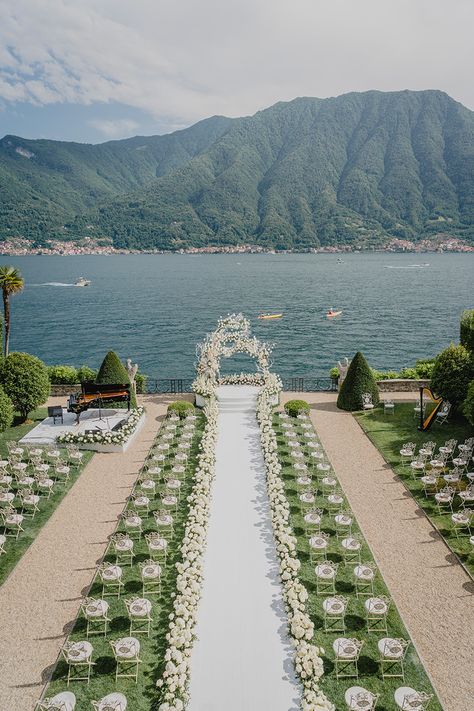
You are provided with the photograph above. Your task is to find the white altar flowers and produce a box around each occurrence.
[192,313,275,397]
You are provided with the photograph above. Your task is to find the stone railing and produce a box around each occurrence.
[50,383,80,396]
[376,379,430,392]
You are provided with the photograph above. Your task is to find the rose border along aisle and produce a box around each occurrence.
[156,395,218,711]
[256,380,335,711]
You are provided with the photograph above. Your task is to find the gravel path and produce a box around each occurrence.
[281,392,474,711]
[188,386,300,711]
[0,395,168,711]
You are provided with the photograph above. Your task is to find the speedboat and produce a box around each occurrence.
[326,308,342,318]
[75,277,91,287]
[258,313,283,320]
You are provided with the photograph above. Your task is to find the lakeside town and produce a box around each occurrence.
[0,234,473,256]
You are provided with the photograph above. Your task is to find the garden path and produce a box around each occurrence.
[0,395,168,711]
[188,386,300,711]
[280,392,474,711]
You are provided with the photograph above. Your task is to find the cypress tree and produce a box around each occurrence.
[337,351,380,411]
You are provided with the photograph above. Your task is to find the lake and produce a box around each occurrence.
[6,252,474,379]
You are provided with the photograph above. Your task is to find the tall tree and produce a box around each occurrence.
[0,266,24,357]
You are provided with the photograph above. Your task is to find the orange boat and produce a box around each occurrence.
[326,308,342,318]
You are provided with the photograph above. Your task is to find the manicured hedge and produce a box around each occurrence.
[430,343,474,407]
[284,399,310,417]
[167,400,195,419]
[337,351,380,411]
[96,351,137,408]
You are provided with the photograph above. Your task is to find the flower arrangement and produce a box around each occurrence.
[219,372,265,386]
[192,313,274,397]
[57,407,145,445]
[156,395,218,710]
[256,380,335,711]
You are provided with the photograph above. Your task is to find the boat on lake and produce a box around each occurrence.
[326,308,342,318]
[258,313,283,320]
[75,277,91,287]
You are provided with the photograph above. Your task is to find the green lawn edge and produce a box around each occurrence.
[353,403,474,579]
[0,408,93,587]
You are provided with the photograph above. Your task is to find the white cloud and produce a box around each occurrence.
[88,118,139,138]
[0,0,473,131]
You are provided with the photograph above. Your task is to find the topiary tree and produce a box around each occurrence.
[284,399,310,417]
[168,401,195,419]
[462,379,474,427]
[0,385,13,431]
[0,352,50,420]
[95,350,137,408]
[430,343,474,407]
[460,309,474,353]
[337,351,380,411]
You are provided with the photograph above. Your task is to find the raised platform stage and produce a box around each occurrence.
[19,408,131,448]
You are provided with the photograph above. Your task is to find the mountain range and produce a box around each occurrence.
[1,90,473,251]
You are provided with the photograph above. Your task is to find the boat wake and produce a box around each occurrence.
[31,282,77,287]
[384,264,430,269]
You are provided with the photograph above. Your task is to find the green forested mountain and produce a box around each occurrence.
[1,90,473,250]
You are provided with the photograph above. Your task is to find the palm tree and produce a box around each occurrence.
[0,266,24,357]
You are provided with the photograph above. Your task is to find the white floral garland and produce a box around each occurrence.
[156,395,218,711]
[256,384,335,711]
[192,313,274,397]
[56,407,144,445]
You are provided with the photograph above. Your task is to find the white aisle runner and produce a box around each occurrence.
[188,386,299,711]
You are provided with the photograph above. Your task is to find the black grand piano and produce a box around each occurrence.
[68,382,131,422]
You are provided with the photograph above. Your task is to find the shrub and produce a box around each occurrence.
[96,350,137,408]
[77,364,97,383]
[0,385,13,431]
[337,351,379,411]
[329,367,339,379]
[284,399,310,417]
[430,343,474,406]
[168,400,195,419]
[0,352,50,420]
[47,365,78,384]
[414,358,435,379]
[463,379,474,426]
[372,369,400,380]
[135,372,147,394]
[460,309,474,353]
[398,367,418,379]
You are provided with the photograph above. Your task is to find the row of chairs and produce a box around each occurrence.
[37,412,199,708]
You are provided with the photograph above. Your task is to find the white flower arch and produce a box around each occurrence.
[193,313,275,396]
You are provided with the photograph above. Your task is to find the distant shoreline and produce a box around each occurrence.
[1,246,473,256]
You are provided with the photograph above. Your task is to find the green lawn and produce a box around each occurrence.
[0,408,93,586]
[354,403,474,577]
[273,414,442,711]
[45,413,205,711]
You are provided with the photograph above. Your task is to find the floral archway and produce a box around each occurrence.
[192,313,279,397]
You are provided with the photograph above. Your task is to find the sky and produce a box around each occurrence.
[0,0,472,144]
